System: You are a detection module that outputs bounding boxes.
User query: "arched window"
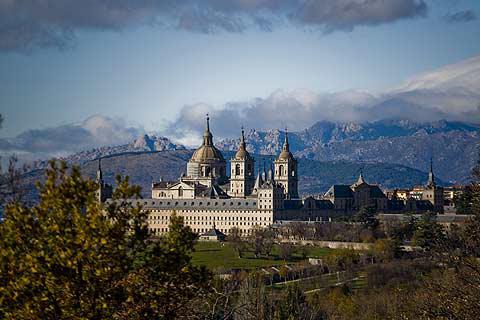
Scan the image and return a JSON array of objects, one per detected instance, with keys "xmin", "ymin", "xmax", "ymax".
[
  {"xmin": 235, "ymin": 164, "xmax": 241, "ymax": 175},
  {"xmin": 279, "ymin": 165, "xmax": 284, "ymax": 176},
  {"xmin": 178, "ymin": 186, "xmax": 183, "ymax": 197},
  {"xmin": 204, "ymin": 166, "xmax": 211, "ymax": 177}
]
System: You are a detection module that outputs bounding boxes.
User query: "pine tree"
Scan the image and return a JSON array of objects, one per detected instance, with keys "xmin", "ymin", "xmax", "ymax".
[{"xmin": 0, "ymin": 161, "xmax": 212, "ymax": 319}]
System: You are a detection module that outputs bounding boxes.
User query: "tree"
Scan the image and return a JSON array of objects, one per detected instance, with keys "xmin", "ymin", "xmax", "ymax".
[
  {"xmin": 0, "ymin": 156, "xmax": 27, "ymax": 208},
  {"xmin": 276, "ymin": 283, "xmax": 308, "ymax": 319},
  {"xmin": 354, "ymin": 206, "xmax": 379, "ymax": 231},
  {"xmin": 412, "ymin": 212, "xmax": 444, "ymax": 251},
  {"xmin": 0, "ymin": 161, "xmax": 211, "ymax": 319},
  {"xmin": 249, "ymin": 226, "xmax": 266, "ymax": 258},
  {"xmin": 0, "ymin": 114, "xmax": 28, "ymax": 208},
  {"xmin": 279, "ymin": 265, "xmax": 289, "ymax": 284},
  {"xmin": 371, "ymin": 238, "xmax": 400, "ymax": 262},
  {"xmin": 262, "ymin": 227, "xmax": 275, "ymax": 257},
  {"xmin": 278, "ymin": 242, "xmax": 295, "ymax": 261},
  {"xmin": 228, "ymin": 227, "xmax": 245, "ymax": 258}
]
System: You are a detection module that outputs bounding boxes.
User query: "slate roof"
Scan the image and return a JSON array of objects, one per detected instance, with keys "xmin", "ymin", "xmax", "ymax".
[
  {"xmin": 201, "ymin": 227, "xmax": 226, "ymax": 238},
  {"xmin": 283, "ymin": 199, "xmax": 334, "ymax": 210},
  {"xmin": 201, "ymin": 185, "xmax": 229, "ymax": 199},
  {"xmin": 415, "ymin": 200, "xmax": 435, "ymax": 210},
  {"xmin": 324, "ymin": 185, "xmax": 354, "ymax": 198},
  {"xmin": 369, "ymin": 186, "xmax": 387, "ymax": 198}
]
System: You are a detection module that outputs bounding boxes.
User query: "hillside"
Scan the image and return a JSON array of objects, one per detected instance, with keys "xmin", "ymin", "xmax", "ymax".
[{"xmin": 22, "ymin": 150, "xmax": 443, "ymax": 202}]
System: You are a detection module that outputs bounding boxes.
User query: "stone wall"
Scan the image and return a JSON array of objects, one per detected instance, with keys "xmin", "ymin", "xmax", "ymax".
[{"xmin": 280, "ymin": 239, "xmax": 373, "ymax": 250}]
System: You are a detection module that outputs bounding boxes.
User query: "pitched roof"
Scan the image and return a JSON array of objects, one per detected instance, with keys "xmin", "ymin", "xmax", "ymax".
[
  {"xmin": 200, "ymin": 184, "xmax": 229, "ymax": 199},
  {"xmin": 324, "ymin": 185, "xmax": 354, "ymax": 198},
  {"xmin": 369, "ymin": 186, "xmax": 386, "ymax": 198},
  {"xmin": 201, "ymin": 227, "xmax": 226, "ymax": 237}
]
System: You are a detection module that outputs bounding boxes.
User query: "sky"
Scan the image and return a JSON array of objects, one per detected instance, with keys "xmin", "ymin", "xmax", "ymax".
[{"xmin": 1, "ymin": 0, "xmax": 480, "ymax": 155}]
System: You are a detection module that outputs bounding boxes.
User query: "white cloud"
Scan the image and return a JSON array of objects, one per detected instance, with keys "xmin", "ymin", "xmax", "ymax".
[{"xmin": 0, "ymin": 115, "xmax": 143, "ymax": 160}]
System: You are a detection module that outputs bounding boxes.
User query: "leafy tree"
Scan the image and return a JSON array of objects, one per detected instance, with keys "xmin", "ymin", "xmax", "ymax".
[
  {"xmin": 412, "ymin": 212, "xmax": 444, "ymax": 251},
  {"xmin": 249, "ymin": 225, "xmax": 266, "ymax": 258},
  {"xmin": 354, "ymin": 206, "xmax": 379, "ymax": 231},
  {"xmin": 0, "ymin": 161, "xmax": 211, "ymax": 319},
  {"xmin": 276, "ymin": 283, "xmax": 307, "ymax": 320},
  {"xmin": 456, "ymin": 153, "xmax": 480, "ymax": 215},
  {"xmin": 278, "ymin": 242, "xmax": 295, "ymax": 261},
  {"xmin": 371, "ymin": 238, "xmax": 401, "ymax": 262},
  {"xmin": 228, "ymin": 227, "xmax": 246, "ymax": 258},
  {"xmin": 278, "ymin": 265, "xmax": 289, "ymax": 284}
]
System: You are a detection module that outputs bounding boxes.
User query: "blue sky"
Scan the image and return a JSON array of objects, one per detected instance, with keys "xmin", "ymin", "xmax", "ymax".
[{"xmin": 1, "ymin": 0, "xmax": 480, "ymax": 140}]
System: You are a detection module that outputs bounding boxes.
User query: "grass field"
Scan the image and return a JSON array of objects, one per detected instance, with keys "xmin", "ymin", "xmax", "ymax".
[{"xmin": 191, "ymin": 241, "xmax": 335, "ymax": 272}]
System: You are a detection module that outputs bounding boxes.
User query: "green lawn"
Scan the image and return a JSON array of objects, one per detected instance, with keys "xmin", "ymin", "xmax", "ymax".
[{"xmin": 191, "ymin": 242, "xmax": 334, "ymax": 272}]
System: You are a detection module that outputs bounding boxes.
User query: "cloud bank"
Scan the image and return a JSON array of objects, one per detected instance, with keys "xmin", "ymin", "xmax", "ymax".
[
  {"xmin": 0, "ymin": 0, "xmax": 428, "ymax": 52},
  {"xmin": 0, "ymin": 115, "xmax": 143, "ymax": 160},
  {"xmin": 169, "ymin": 55, "xmax": 480, "ymax": 140}
]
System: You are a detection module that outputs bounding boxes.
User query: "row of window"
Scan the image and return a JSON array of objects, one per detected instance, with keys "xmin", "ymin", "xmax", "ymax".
[
  {"xmin": 150, "ymin": 209, "xmax": 265, "ymax": 214},
  {"xmin": 148, "ymin": 215, "xmax": 271, "ymax": 222},
  {"xmin": 138, "ymin": 200, "xmax": 257, "ymax": 207},
  {"xmin": 148, "ymin": 224, "xmax": 270, "ymax": 236}
]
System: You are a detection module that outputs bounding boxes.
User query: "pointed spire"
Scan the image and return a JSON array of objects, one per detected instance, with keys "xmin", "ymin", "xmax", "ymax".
[
  {"xmin": 235, "ymin": 125, "xmax": 250, "ymax": 160},
  {"xmin": 278, "ymin": 126, "xmax": 293, "ymax": 160},
  {"xmin": 254, "ymin": 168, "xmax": 263, "ymax": 191},
  {"xmin": 96, "ymin": 158, "xmax": 103, "ymax": 183},
  {"xmin": 283, "ymin": 127, "xmax": 289, "ymax": 151},
  {"xmin": 268, "ymin": 160, "xmax": 273, "ymax": 182},
  {"xmin": 261, "ymin": 160, "xmax": 267, "ymax": 181},
  {"xmin": 356, "ymin": 168, "xmax": 365, "ymax": 185},
  {"xmin": 428, "ymin": 157, "xmax": 436, "ymax": 187},
  {"xmin": 203, "ymin": 113, "xmax": 213, "ymax": 146}
]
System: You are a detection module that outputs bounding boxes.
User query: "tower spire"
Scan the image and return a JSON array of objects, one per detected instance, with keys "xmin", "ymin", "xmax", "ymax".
[
  {"xmin": 96, "ymin": 158, "xmax": 103, "ymax": 183},
  {"xmin": 240, "ymin": 125, "xmax": 246, "ymax": 149},
  {"xmin": 203, "ymin": 113, "xmax": 213, "ymax": 146},
  {"xmin": 283, "ymin": 127, "xmax": 289, "ymax": 151},
  {"xmin": 428, "ymin": 157, "xmax": 436, "ymax": 187}
]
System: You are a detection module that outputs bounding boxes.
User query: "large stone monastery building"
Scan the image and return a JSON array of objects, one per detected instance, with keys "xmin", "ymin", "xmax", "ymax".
[
  {"xmin": 100, "ymin": 116, "xmax": 445, "ymax": 237},
  {"xmin": 103, "ymin": 116, "xmax": 335, "ymax": 236}
]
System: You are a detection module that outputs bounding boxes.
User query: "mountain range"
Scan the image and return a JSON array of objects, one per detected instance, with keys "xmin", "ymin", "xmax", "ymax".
[
  {"xmin": 218, "ymin": 119, "xmax": 480, "ymax": 184},
  {"xmin": 27, "ymin": 119, "xmax": 478, "ymax": 185}
]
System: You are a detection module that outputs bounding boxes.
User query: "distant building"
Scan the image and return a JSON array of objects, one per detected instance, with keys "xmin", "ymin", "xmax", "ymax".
[
  {"xmin": 323, "ymin": 160, "xmax": 446, "ymax": 214},
  {"xmin": 323, "ymin": 171, "xmax": 388, "ymax": 213},
  {"xmin": 105, "ymin": 116, "xmax": 335, "ymax": 237},
  {"xmin": 199, "ymin": 226, "xmax": 226, "ymax": 242}
]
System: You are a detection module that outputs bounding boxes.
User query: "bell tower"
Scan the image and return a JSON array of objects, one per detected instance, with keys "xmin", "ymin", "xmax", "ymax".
[
  {"xmin": 274, "ymin": 128, "xmax": 298, "ymax": 199},
  {"xmin": 229, "ymin": 127, "xmax": 255, "ymax": 197}
]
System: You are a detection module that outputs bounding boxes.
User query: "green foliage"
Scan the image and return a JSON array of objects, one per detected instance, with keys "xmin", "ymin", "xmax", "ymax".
[
  {"xmin": 371, "ymin": 238, "xmax": 401, "ymax": 262},
  {"xmin": 276, "ymin": 284, "xmax": 307, "ymax": 320},
  {"xmin": 353, "ymin": 206, "xmax": 379, "ymax": 231},
  {"xmin": 227, "ymin": 226, "xmax": 246, "ymax": 258},
  {"xmin": 412, "ymin": 212, "xmax": 445, "ymax": 250},
  {"xmin": 0, "ymin": 161, "xmax": 211, "ymax": 319}
]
